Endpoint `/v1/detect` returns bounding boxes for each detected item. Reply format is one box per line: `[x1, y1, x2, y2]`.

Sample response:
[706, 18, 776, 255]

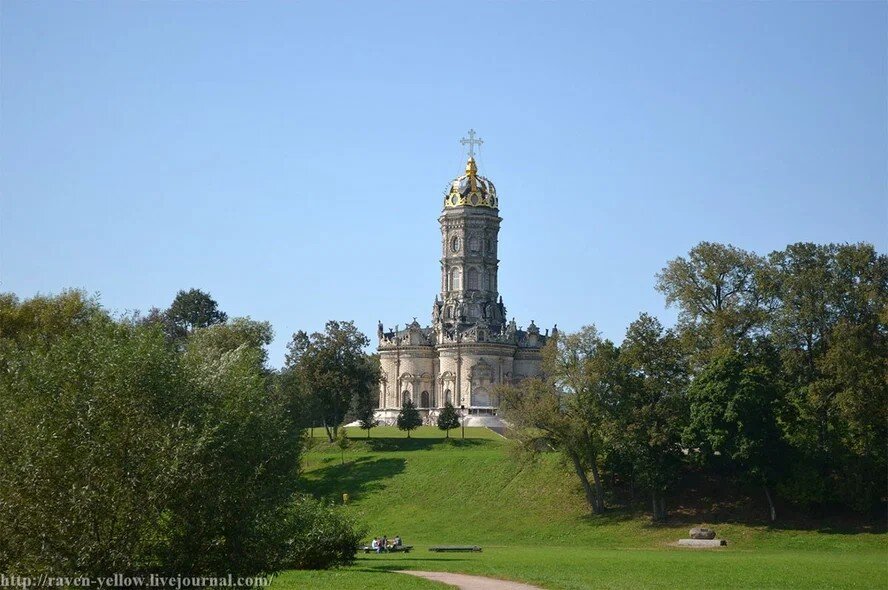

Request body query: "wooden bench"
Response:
[428, 545, 482, 553]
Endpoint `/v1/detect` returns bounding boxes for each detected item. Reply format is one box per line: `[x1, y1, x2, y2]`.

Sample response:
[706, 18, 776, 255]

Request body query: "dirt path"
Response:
[396, 570, 545, 590]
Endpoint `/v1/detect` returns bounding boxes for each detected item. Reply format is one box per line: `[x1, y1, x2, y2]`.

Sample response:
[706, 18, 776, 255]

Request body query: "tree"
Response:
[684, 346, 785, 521]
[656, 242, 768, 360]
[0, 294, 315, 576]
[436, 402, 461, 438]
[541, 326, 617, 513]
[765, 242, 888, 509]
[498, 377, 605, 514]
[335, 428, 351, 465]
[165, 288, 228, 337]
[352, 354, 381, 438]
[396, 399, 422, 438]
[615, 313, 689, 521]
[284, 321, 377, 442]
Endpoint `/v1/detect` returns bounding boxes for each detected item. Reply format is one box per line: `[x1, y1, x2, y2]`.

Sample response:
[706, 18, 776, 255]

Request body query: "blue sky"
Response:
[3, 1, 886, 367]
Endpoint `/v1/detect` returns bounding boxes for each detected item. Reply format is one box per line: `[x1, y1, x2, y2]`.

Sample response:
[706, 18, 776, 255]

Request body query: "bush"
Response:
[275, 496, 366, 570]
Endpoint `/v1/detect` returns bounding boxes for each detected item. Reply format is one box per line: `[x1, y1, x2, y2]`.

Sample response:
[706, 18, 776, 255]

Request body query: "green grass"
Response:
[276, 428, 887, 590]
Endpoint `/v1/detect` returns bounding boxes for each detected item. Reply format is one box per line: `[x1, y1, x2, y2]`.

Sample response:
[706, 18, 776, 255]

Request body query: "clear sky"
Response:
[3, 1, 886, 367]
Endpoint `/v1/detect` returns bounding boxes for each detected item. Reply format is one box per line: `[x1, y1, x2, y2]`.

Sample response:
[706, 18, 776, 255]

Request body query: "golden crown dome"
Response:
[443, 157, 498, 209]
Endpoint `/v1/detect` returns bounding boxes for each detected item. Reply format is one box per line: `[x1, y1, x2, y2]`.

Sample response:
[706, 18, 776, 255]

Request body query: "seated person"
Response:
[370, 538, 379, 552]
[394, 535, 402, 547]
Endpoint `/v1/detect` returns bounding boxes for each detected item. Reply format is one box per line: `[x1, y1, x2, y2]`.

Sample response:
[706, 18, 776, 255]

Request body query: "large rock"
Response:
[689, 527, 716, 540]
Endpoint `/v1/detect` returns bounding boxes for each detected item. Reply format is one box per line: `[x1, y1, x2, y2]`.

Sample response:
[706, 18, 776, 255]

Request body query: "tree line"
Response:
[0, 289, 365, 578]
[498, 241, 886, 522]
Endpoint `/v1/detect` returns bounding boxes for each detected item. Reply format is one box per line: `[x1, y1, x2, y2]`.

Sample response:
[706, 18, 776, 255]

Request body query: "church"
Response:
[376, 131, 555, 425]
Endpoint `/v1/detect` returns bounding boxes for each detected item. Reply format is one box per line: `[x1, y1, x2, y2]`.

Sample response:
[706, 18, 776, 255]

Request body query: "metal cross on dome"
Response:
[460, 129, 484, 158]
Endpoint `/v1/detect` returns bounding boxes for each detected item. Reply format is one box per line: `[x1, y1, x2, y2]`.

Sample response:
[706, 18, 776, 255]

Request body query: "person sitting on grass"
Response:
[381, 535, 388, 551]
[371, 538, 379, 553]
[394, 535, 402, 548]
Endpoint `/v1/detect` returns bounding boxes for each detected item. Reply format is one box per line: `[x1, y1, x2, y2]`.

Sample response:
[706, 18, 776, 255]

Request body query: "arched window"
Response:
[467, 268, 479, 290]
[401, 390, 410, 405]
[449, 267, 461, 291]
[444, 389, 452, 404]
[421, 390, 430, 408]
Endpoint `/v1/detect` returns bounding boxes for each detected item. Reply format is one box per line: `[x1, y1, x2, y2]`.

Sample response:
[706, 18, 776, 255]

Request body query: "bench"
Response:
[361, 545, 413, 554]
[428, 546, 482, 553]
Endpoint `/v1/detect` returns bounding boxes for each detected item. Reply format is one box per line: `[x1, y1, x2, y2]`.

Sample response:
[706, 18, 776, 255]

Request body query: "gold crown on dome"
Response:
[443, 157, 498, 209]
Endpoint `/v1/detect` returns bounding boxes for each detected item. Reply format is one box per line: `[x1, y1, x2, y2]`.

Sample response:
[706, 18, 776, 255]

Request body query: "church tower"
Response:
[434, 141, 506, 337]
[376, 131, 553, 426]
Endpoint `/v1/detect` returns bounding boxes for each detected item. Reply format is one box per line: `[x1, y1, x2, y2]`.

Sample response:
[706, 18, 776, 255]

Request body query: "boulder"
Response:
[689, 527, 716, 540]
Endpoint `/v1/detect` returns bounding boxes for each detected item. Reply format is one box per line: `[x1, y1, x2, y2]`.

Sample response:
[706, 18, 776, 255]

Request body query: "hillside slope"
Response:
[300, 427, 883, 552]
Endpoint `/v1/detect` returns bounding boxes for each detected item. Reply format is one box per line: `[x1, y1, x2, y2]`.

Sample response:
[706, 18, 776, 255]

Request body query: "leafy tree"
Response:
[396, 399, 422, 438]
[335, 428, 351, 465]
[615, 313, 689, 521]
[356, 407, 378, 438]
[284, 321, 377, 441]
[498, 378, 605, 514]
[541, 326, 618, 513]
[436, 402, 461, 438]
[352, 354, 381, 438]
[0, 292, 364, 576]
[165, 288, 228, 337]
[765, 242, 887, 509]
[684, 346, 785, 521]
[656, 242, 768, 360]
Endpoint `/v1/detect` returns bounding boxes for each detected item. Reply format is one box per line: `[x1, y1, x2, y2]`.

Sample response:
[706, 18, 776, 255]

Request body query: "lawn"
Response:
[275, 426, 887, 589]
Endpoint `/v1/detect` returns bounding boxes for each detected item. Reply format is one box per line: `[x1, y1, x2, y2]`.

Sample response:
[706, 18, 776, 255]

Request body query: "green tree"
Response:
[352, 354, 381, 438]
[498, 377, 605, 514]
[0, 292, 366, 576]
[436, 401, 461, 438]
[541, 326, 618, 513]
[765, 242, 887, 509]
[335, 428, 351, 464]
[165, 288, 228, 337]
[396, 398, 422, 438]
[656, 242, 768, 361]
[683, 346, 785, 521]
[284, 321, 376, 441]
[615, 313, 689, 521]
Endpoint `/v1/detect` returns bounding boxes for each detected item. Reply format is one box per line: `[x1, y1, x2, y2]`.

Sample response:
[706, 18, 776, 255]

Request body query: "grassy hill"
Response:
[273, 427, 886, 590]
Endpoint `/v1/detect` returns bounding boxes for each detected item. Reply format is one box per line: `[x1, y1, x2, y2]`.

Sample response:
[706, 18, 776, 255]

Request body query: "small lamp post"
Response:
[460, 404, 466, 439]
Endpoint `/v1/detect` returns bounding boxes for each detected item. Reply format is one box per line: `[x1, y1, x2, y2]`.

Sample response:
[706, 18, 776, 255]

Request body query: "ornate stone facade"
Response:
[376, 139, 555, 424]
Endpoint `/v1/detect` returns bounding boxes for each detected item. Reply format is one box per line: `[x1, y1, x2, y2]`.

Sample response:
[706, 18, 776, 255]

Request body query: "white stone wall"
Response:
[379, 346, 542, 410]
[378, 348, 434, 409]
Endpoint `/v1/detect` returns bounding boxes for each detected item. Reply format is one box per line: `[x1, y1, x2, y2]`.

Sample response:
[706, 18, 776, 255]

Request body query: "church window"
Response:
[450, 236, 461, 253]
[444, 389, 452, 404]
[467, 268, 479, 290]
[421, 391, 430, 408]
[449, 267, 461, 290]
[402, 390, 410, 404]
[469, 236, 481, 252]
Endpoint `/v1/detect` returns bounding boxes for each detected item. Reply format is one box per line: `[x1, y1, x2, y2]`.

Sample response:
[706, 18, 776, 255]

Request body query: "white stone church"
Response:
[376, 131, 555, 426]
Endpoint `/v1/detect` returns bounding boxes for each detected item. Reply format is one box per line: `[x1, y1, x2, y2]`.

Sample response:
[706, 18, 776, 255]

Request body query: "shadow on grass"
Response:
[575, 502, 886, 535]
[361, 437, 486, 452]
[353, 558, 470, 573]
[301, 456, 406, 501]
